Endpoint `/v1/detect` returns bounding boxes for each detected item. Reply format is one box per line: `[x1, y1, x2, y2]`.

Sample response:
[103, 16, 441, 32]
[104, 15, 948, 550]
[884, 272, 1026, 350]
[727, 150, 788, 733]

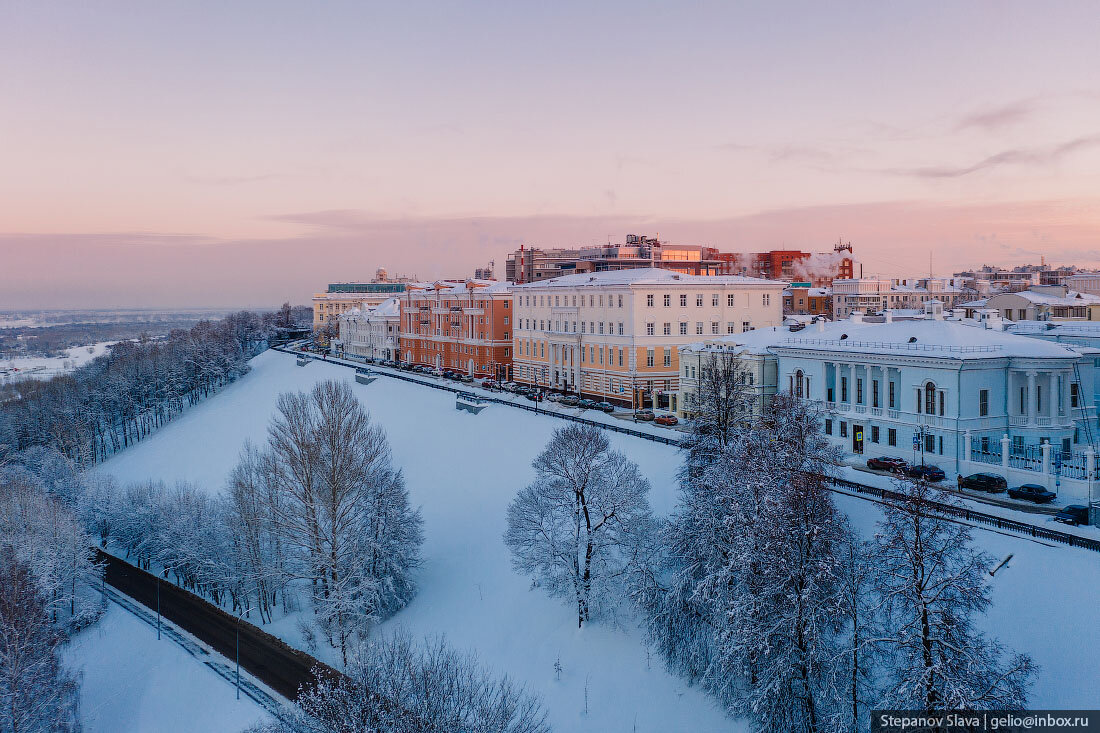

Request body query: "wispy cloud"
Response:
[953, 98, 1037, 132]
[884, 135, 1100, 179]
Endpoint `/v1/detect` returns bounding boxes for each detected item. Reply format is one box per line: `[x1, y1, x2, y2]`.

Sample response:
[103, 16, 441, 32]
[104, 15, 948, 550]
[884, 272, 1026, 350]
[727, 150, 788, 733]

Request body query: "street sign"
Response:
[913, 434, 920, 450]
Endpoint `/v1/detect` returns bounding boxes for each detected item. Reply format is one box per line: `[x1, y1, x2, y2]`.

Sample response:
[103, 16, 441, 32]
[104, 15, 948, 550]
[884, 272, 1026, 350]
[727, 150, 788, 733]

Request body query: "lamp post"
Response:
[156, 576, 161, 641]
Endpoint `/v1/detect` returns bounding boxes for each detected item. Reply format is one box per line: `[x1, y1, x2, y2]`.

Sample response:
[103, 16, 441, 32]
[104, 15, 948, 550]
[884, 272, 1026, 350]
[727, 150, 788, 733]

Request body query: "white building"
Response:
[677, 327, 788, 419]
[832, 277, 967, 319]
[336, 297, 400, 361]
[512, 268, 784, 408]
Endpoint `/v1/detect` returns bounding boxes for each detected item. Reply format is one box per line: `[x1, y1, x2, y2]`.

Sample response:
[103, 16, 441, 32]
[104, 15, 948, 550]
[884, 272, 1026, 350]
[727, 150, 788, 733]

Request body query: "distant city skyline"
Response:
[3, 1, 1099, 308]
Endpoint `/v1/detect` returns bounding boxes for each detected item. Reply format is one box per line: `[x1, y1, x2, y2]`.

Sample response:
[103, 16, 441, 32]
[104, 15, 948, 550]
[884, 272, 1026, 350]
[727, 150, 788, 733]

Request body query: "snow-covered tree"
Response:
[873, 478, 1035, 711]
[250, 631, 549, 733]
[505, 423, 654, 628]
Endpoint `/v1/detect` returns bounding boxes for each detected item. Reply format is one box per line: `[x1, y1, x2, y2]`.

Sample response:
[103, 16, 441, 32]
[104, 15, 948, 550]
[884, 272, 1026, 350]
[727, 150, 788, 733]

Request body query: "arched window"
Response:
[925, 382, 937, 415]
[796, 369, 805, 398]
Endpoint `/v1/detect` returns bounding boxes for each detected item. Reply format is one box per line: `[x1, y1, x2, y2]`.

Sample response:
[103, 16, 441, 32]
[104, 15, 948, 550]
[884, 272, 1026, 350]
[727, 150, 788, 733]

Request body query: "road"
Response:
[96, 549, 342, 702]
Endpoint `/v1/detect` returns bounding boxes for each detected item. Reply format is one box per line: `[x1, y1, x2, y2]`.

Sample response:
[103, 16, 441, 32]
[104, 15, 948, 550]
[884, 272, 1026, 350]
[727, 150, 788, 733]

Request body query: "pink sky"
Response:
[2, 2, 1099, 308]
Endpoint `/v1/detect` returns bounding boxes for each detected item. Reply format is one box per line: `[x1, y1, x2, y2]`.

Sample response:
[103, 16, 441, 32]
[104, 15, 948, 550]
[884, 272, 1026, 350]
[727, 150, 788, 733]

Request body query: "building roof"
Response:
[684, 325, 804, 356]
[987, 289, 1100, 307]
[405, 279, 513, 295]
[511, 267, 784, 289]
[770, 317, 1082, 360]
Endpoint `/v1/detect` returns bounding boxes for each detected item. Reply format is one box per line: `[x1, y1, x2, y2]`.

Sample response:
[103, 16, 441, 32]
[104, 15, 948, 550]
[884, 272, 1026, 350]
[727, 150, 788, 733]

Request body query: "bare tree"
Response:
[505, 424, 654, 628]
[873, 478, 1035, 711]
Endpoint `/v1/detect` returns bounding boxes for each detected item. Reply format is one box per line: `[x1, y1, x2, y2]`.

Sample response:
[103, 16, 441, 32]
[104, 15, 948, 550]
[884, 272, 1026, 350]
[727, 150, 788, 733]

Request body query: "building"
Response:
[312, 281, 409, 343]
[505, 236, 854, 286]
[981, 286, 1100, 322]
[783, 285, 832, 318]
[397, 280, 514, 379]
[511, 268, 785, 409]
[335, 297, 400, 361]
[831, 277, 967, 319]
[717, 241, 854, 287]
[677, 327, 788, 419]
[771, 315, 1096, 466]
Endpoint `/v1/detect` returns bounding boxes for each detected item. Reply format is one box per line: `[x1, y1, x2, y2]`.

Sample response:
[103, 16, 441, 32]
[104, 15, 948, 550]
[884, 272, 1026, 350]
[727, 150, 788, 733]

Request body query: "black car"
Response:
[1054, 505, 1089, 526]
[1007, 484, 1057, 503]
[867, 456, 907, 473]
[906, 464, 945, 482]
[958, 473, 1008, 493]
[578, 399, 597, 409]
[524, 391, 543, 402]
[596, 401, 615, 413]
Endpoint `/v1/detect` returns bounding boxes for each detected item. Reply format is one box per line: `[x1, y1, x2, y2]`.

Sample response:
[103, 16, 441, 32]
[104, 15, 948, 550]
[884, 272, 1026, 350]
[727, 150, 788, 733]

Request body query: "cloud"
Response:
[884, 135, 1100, 179]
[953, 98, 1037, 132]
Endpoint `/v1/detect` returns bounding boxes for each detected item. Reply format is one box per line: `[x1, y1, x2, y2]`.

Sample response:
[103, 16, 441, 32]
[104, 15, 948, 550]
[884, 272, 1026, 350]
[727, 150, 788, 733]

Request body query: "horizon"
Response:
[3, 1, 1100, 308]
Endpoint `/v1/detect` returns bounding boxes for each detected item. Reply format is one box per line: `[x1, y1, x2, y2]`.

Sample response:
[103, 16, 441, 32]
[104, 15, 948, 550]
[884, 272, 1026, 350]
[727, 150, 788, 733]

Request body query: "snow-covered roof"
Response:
[990, 290, 1100, 306]
[369, 297, 401, 317]
[783, 287, 830, 296]
[770, 318, 1083, 360]
[683, 325, 804, 356]
[959, 298, 989, 308]
[512, 267, 784, 289]
[405, 279, 513, 295]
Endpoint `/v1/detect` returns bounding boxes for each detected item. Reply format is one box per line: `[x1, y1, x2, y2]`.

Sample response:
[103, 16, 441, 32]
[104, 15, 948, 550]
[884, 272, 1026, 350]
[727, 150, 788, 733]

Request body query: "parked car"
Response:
[480, 380, 496, 390]
[1054, 505, 1089, 526]
[596, 401, 615, 413]
[560, 395, 580, 406]
[545, 392, 562, 402]
[866, 456, 907, 473]
[1007, 484, 1057, 503]
[524, 391, 543, 402]
[459, 375, 474, 383]
[654, 415, 679, 426]
[958, 473, 1008, 493]
[905, 464, 945, 482]
[502, 382, 518, 392]
[634, 410, 655, 421]
[578, 399, 597, 410]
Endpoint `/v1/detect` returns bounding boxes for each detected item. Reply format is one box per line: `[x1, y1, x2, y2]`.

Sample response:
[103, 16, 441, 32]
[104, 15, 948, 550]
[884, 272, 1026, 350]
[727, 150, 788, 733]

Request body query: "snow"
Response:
[100, 350, 731, 732]
[1, 341, 116, 383]
[97, 347, 1100, 723]
[63, 603, 268, 733]
[513, 267, 783, 289]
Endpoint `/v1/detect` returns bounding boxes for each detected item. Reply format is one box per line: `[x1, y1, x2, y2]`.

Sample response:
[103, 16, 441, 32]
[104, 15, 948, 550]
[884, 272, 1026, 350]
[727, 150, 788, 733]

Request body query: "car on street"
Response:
[545, 393, 562, 402]
[1006, 484, 1057, 503]
[578, 399, 597, 410]
[957, 473, 1008, 493]
[905, 464, 946, 482]
[524, 391, 543, 402]
[481, 380, 495, 390]
[654, 415, 678, 426]
[596, 401, 615, 413]
[866, 456, 907, 473]
[560, 395, 580, 406]
[1054, 505, 1089, 526]
[635, 410, 655, 421]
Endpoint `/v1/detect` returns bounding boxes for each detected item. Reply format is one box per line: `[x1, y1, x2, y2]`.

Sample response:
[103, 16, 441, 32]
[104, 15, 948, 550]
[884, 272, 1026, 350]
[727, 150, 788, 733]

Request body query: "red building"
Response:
[716, 241, 854, 287]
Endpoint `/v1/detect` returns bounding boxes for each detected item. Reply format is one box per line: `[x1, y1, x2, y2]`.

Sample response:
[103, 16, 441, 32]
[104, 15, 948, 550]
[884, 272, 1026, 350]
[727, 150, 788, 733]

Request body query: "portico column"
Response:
[1049, 372, 1058, 419]
[1026, 370, 1038, 424]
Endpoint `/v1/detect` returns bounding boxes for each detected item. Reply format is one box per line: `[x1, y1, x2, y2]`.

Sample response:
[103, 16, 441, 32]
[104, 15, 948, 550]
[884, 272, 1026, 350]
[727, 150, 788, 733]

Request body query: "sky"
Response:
[2, 1, 1099, 308]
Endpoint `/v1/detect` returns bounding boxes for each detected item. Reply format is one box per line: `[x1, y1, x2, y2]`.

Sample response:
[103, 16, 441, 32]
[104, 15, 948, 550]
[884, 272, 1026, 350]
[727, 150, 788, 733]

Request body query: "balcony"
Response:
[887, 409, 899, 419]
[854, 405, 867, 414]
[825, 401, 837, 412]
[870, 407, 883, 416]
[1009, 416, 1028, 427]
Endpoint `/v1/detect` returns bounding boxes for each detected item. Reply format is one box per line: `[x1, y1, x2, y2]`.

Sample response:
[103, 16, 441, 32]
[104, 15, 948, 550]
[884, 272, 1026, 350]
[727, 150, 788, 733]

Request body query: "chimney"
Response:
[884, 309, 893, 324]
[817, 316, 826, 333]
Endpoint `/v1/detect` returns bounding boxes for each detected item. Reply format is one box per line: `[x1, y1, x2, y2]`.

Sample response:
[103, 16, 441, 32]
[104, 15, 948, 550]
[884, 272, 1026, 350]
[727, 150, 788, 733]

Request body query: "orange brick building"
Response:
[398, 280, 514, 379]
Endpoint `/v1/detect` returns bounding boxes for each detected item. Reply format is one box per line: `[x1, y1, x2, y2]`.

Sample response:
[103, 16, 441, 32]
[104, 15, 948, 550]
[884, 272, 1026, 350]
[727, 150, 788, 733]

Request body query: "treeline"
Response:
[505, 352, 1037, 733]
[0, 309, 292, 465]
[1, 448, 104, 733]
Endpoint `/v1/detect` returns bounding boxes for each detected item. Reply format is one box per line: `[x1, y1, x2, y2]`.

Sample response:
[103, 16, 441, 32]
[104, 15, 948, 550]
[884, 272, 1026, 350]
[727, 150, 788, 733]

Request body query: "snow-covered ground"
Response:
[64, 603, 269, 733]
[99, 349, 1100, 728]
[1, 341, 115, 384]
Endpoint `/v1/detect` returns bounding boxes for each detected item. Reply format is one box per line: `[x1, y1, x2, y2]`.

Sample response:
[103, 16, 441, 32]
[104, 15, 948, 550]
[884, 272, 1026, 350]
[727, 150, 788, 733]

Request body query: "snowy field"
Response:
[1, 341, 115, 384]
[99, 349, 1100, 729]
[64, 603, 268, 733]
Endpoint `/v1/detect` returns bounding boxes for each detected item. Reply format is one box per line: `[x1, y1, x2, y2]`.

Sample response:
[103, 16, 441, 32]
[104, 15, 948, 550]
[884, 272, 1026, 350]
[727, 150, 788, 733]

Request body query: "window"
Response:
[679, 322, 688, 335]
[727, 293, 735, 307]
[856, 378, 863, 404]
[599, 322, 604, 335]
[979, 389, 989, 416]
[663, 294, 671, 307]
[840, 422, 848, 438]
[872, 380, 879, 408]
[889, 381, 896, 409]
[1071, 383, 1079, 408]
[618, 322, 624, 335]
[727, 322, 735, 334]
[712, 294, 719, 307]
[696, 294, 703, 307]
[762, 293, 770, 306]
[581, 322, 586, 333]
[925, 434, 935, 453]
[871, 426, 880, 443]
[646, 322, 654, 336]
[663, 348, 671, 367]
[742, 321, 751, 332]
[680, 294, 687, 307]
[696, 322, 704, 335]
[827, 387, 834, 402]
[711, 322, 719, 334]
[618, 295, 623, 308]
[841, 376, 848, 402]
[663, 322, 671, 335]
[646, 348, 655, 367]
[825, 419, 833, 435]
[888, 428, 897, 447]
[647, 294, 654, 307]
[925, 383, 937, 415]
[599, 347, 604, 365]
[618, 348, 623, 367]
